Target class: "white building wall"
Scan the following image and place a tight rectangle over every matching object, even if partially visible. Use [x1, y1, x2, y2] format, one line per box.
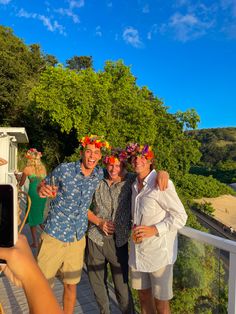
[0, 136, 10, 183]
[0, 127, 28, 184]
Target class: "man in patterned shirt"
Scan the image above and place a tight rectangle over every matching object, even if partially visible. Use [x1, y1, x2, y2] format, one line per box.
[37, 135, 109, 314]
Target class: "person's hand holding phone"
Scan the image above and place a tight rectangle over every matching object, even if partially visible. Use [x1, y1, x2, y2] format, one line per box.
[0, 235, 63, 313]
[0, 235, 36, 287]
[0, 184, 18, 265]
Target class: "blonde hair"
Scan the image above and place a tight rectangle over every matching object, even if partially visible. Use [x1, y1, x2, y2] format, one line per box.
[26, 151, 46, 177]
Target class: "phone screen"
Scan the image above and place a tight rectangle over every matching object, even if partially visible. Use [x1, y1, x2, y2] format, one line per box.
[0, 185, 14, 263]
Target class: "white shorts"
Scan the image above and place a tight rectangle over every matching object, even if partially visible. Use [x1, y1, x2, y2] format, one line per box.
[130, 264, 173, 300]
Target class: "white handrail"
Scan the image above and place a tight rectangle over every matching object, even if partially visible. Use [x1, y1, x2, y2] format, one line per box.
[179, 226, 236, 253]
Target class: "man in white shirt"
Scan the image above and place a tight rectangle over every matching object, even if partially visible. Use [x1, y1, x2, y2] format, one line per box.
[127, 143, 187, 314]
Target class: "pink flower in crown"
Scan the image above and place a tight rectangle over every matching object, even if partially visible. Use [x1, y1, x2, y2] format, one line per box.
[79, 134, 111, 154]
[103, 156, 109, 164]
[118, 150, 128, 162]
[25, 148, 42, 159]
[126, 143, 138, 153]
[103, 148, 128, 165]
[125, 143, 155, 160]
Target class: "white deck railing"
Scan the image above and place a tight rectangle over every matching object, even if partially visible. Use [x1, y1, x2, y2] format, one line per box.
[179, 226, 236, 314]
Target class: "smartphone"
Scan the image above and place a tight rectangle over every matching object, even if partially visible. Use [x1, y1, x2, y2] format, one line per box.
[0, 184, 18, 264]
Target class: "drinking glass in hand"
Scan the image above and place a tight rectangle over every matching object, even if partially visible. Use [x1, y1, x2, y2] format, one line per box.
[50, 176, 56, 199]
[132, 224, 142, 244]
[105, 220, 115, 236]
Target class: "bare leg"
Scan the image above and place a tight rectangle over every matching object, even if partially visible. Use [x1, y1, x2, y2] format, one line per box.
[30, 226, 38, 248]
[138, 288, 156, 314]
[63, 283, 76, 314]
[39, 224, 45, 230]
[154, 298, 171, 314]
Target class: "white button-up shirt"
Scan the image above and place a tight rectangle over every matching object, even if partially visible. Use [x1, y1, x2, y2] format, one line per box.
[129, 170, 187, 272]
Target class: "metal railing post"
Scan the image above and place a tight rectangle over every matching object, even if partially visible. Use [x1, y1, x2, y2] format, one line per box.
[228, 252, 236, 314]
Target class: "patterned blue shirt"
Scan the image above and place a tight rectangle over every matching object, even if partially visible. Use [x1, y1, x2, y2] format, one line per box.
[43, 161, 104, 242]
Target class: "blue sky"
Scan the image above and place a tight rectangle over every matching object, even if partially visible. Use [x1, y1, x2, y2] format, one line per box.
[0, 0, 236, 129]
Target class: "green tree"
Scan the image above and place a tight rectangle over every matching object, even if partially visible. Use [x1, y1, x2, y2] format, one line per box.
[30, 60, 201, 175]
[0, 26, 58, 125]
[43, 54, 58, 67]
[66, 55, 93, 71]
[175, 108, 200, 130]
[172, 236, 227, 313]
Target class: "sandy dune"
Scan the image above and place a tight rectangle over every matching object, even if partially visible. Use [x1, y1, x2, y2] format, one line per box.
[196, 195, 236, 230]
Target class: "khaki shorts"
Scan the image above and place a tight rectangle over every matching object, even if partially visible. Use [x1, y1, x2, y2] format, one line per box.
[37, 232, 86, 286]
[130, 264, 173, 300]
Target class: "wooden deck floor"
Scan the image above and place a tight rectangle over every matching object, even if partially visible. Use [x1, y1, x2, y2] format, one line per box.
[0, 225, 121, 314]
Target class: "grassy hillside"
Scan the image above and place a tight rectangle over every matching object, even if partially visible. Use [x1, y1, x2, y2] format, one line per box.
[187, 127, 236, 183]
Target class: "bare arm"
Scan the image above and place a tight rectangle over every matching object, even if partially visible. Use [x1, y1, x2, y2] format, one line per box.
[0, 235, 63, 314]
[88, 209, 101, 226]
[19, 172, 27, 187]
[156, 170, 169, 191]
[0, 157, 7, 166]
[15, 167, 30, 187]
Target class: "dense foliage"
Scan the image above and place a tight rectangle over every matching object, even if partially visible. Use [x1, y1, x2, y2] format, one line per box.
[176, 173, 236, 198]
[66, 55, 93, 70]
[188, 128, 236, 183]
[172, 235, 227, 314]
[29, 61, 201, 174]
[0, 26, 58, 126]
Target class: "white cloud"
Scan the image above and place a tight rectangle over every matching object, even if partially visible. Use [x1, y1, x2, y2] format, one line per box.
[95, 25, 102, 37]
[222, 23, 236, 38]
[17, 8, 66, 35]
[162, 12, 214, 42]
[147, 24, 158, 40]
[56, 8, 80, 23]
[174, 0, 191, 8]
[68, 0, 85, 9]
[171, 13, 199, 26]
[17, 9, 36, 18]
[0, 0, 11, 4]
[56, 0, 84, 24]
[142, 4, 149, 13]
[221, 0, 236, 17]
[170, 0, 236, 40]
[122, 26, 142, 47]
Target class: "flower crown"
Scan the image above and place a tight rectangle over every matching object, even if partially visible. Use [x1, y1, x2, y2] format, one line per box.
[126, 143, 154, 160]
[25, 148, 42, 159]
[79, 135, 111, 153]
[103, 148, 128, 165]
